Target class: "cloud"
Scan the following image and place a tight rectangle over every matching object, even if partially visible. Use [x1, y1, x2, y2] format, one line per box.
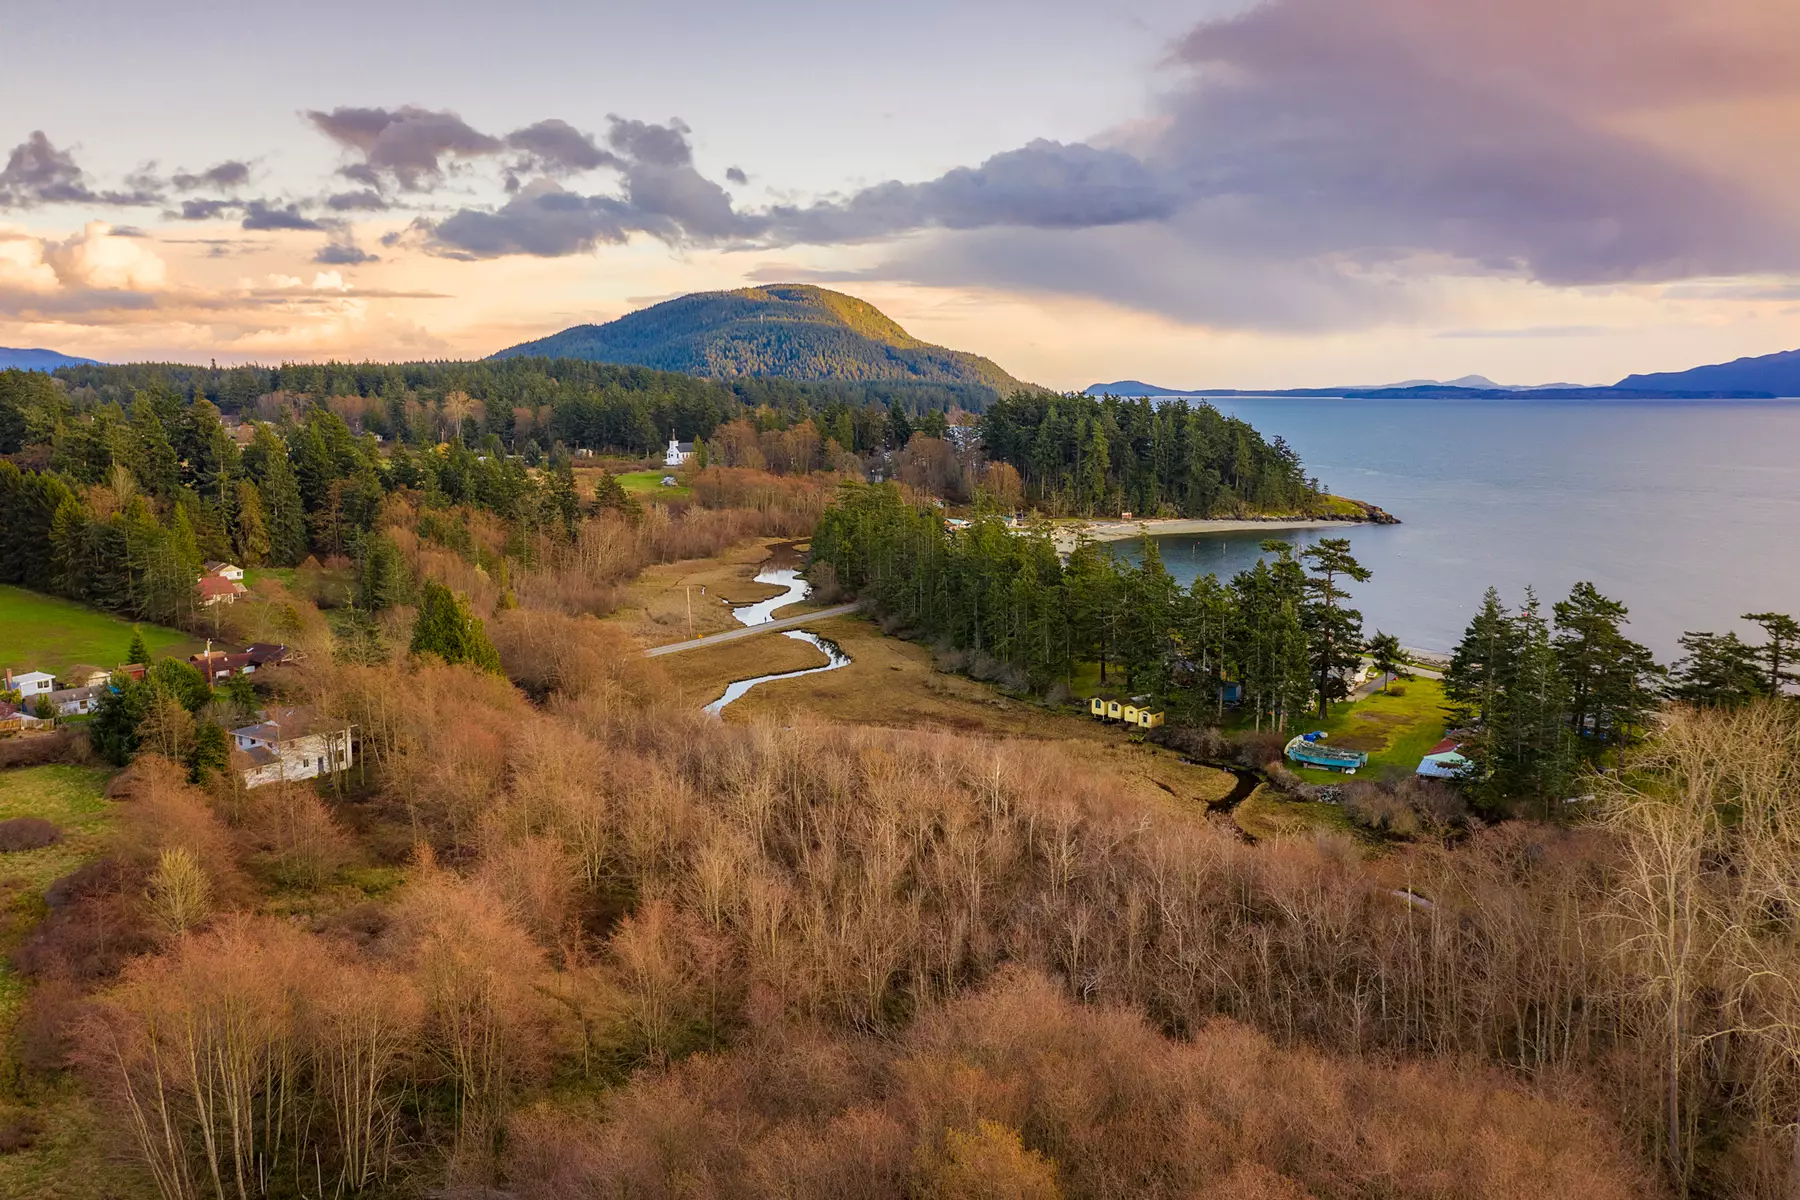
[420, 181, 635, 258]
[505, 119, 618, 175]
[42, 222, 169, 291]
[178, 198, 237, 221]
[725, 166, 748, 186]
[241, 201, 323, 231]
[171, 160, 250, 191]
[740, 0, 1800, 326]
[306, 105, 502, 191]
[326, 189, 388, 212]
[314, 235, 379, 265]
[605, 116, 693, 167]
[0, 132, 159, 208]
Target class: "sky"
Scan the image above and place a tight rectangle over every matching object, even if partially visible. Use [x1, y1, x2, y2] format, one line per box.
[4, 0, 1800, 390]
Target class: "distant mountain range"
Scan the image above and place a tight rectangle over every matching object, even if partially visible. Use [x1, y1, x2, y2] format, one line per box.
[0, 347, 99, 371]
[493, 284, 1025, 396]
[1090, 346, 1800, 400]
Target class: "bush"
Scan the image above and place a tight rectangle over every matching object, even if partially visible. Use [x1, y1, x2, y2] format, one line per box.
[0, 816, 62, 851]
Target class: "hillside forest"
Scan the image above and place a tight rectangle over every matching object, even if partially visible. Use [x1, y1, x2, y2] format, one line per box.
[4, 361, 1800, 1200]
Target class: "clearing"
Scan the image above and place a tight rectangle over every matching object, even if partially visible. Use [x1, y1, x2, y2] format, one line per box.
[0, 586, 199, 678]
[1288, 678, 1450, 784]
[695, 612, 1237, 814]
[611, 537, 828, 647]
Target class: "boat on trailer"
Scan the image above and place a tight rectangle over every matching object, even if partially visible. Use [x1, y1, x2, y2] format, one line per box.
[1284, 731, 1368, 773]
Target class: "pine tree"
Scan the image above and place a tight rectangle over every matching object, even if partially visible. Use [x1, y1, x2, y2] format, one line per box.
[410, 581, 503, 674]
[187, 720, 231, 784]
[1469, 591, 1577, 814]
[1298, 537, 1370, 718]
[127, 628, 150, 666]
[356, 534, 410, 612]
[1366, 631, 1411, 693]
[1444, 587, 1516, 728]
[1669, 632, 1763, 708]
[1742, 611, 1800, 697]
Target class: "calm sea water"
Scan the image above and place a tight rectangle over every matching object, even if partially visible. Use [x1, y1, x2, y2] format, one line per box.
[1110, 399, 1800, 658]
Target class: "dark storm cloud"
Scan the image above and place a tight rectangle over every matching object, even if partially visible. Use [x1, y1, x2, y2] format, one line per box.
[725, 167, 748, 186]
[241, 201, 324, 231]
[172, 160, 251, 191]
[504, 119, 619, 175]
[306, 105, 502, 190]
[0, 131, 160, 208]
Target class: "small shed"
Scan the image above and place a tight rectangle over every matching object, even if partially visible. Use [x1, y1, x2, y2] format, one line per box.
[1416, 738, 1473, 779]
[1088, 697, 1107, 718]
[1105, 700, 1123, 720]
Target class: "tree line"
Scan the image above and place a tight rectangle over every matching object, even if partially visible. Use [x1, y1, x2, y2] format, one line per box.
[811, 482, 1375, 726]
[978, 391, 1325, 518]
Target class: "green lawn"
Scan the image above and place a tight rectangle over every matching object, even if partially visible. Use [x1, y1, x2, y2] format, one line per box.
[0, 765, 140, 1200]
[1289, 677, 1450, 784]
[616, 469, 692, 498]
[0, 586, 199, 678]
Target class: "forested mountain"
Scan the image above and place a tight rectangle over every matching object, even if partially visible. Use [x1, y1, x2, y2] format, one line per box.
[491, 284, 1026, 400]
[0, 347, 97, 370]
[1618, 345, 1800, 395]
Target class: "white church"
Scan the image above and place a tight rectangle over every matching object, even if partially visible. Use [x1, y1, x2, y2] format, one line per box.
[664, 433, 696, 467]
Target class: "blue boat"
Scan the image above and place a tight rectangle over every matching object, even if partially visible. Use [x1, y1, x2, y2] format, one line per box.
[1284, 732, 1368, 772]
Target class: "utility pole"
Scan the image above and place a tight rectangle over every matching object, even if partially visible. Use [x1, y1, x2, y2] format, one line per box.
[686, 585, 694, 639]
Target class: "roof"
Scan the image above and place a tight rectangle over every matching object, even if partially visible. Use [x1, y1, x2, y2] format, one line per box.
[45, 684, 104, 702]
[243, 643, 289, 664]
[197, 575, 247, 599]
[9, 670, 53, 683]
[191, 651, 254, 673]
[232, 706, 344, 742]
[1425, 737, 1462, 756]
[203, 560, 240, 573]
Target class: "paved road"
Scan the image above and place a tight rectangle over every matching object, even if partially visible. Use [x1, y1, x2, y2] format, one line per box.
[643, 603, 861, 657]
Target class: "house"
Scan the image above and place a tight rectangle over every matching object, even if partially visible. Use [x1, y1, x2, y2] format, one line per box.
[664, 434, 695, 467]
[243, 643, 291, 668]
[4, 670, 55, 699]
[203, 561, 245, 582]
[189, 650, 257, 682]
[232, 707, 355, 789]
[1416, 738, 1473, 779]
[44, 684, 105, 716]
[197, 574, 249, 606]
[60, 665, 110, 689]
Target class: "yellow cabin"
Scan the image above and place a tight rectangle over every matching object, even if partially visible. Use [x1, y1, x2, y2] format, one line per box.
[1121, 704, 1141, 724]
[1135, 710, 1165, 729]
[1089, 697, 1107, 718]
[1105, 700, 1123, 720]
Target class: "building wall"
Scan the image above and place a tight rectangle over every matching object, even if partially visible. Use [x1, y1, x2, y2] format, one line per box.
[241, 730, 355, 789]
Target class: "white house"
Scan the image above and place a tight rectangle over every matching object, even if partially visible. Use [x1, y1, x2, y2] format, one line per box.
[203, 561, 245, 581]
[664, 434, 695, 467]
[232, 707, 355, 789]
[5, 670, 55, 699]
[44, 684, 105, 716]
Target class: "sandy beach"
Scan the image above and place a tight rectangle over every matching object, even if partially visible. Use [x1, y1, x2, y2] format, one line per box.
[1051, 515, 1379, 554]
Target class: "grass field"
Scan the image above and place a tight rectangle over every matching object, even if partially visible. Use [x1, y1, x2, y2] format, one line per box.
[0, 764, 137, 1200]
[617, 469, 691, 498]
[710, 613, 1237, 814]
[0, 586, 199, 678]
[1289, 677, 1450, 784]
[1234, 783, 1356, 840]
[610, 537, 817, 646]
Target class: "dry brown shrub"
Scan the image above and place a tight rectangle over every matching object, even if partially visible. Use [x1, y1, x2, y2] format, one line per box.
[0, 816, 61, 851]
[250, 784, 351, 889]
[479, 835, 578, 952]
[112, 755, 247, 909]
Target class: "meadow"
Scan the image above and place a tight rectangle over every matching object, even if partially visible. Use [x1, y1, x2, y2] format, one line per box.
[0, 586, 198, 678]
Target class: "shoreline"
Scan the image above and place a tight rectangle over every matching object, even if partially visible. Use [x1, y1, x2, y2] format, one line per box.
[1052, 515, 1383, 553]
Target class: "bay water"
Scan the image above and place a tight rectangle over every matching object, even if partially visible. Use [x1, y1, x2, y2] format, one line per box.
[1109, 398, 1800, 658]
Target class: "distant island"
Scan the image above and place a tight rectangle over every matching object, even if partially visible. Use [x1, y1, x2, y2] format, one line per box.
[1091, 344, 1800, 401]
[0, 347, 99, 371]
[492, 284, 1027, 401]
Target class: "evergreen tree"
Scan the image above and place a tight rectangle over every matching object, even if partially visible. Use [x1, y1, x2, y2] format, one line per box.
[231, 480, 272, 566]
[1469, 591, 1577, 814]
[410, 581, 503, 673]
[89, 672, 149, 766]
[1298, 537, 1370, 718]
[1552, 581, 1661, 759]
[1669, 632, 1763, 708]
[356, 533, 410, 612]
[1366, 631, 1411, 693]
[1116, 538, 1177, 692]
[1742, 611, 1800, 697]
[246, 426, 309, 565]
[1444, 587, 1516, 728]
[187, 720, 231, 784]
[127, 628, 150, 667]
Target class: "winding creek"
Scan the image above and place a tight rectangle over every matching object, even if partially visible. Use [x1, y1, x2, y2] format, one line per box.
[702, 566, 853, 715]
